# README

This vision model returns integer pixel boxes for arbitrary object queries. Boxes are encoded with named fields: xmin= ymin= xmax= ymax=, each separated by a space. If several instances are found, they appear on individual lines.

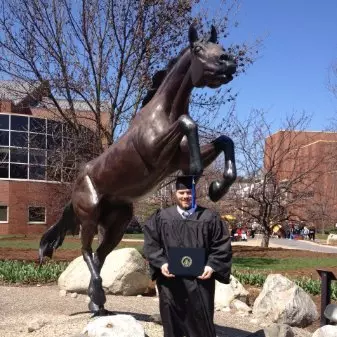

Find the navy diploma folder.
xmin=168 ymin=247 xmax=205 ymax=277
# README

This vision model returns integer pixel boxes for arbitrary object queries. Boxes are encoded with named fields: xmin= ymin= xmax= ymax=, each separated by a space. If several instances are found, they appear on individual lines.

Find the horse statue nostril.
xmin=220 ymin=54 xmax=230 ymax=62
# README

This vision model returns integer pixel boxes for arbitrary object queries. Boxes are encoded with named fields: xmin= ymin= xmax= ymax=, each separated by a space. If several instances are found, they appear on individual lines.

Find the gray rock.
xmin=327 ymin=234 xmax=337 ymax=245
xmin=58 ymin=248 xmax=150 ymax=296
xmin=82 ymin=314 xmax=145 ymax=337
xmin=252 ymin=274 xmax=318 ymax=327
xmin=324 ymin=303 xmax=337 ymax=323
xmin=263 ymin=323 xmax=294 ymax=337
xmin=312 ymin=325 xmax=337 ymax=337
xmin=214 ymin=275 xmax=249 ymax=310
xmin=230 ymin=299 xmax=252 ymax=313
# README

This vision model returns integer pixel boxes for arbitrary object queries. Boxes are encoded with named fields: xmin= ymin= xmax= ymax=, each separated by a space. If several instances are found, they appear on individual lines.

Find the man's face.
xmin=175 ymin=189 xmax=192 ymax=210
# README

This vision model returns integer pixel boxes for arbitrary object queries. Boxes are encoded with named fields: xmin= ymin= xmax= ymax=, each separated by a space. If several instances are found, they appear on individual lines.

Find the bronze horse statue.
xmin=39 ymin=25 xmax=237 ymax=316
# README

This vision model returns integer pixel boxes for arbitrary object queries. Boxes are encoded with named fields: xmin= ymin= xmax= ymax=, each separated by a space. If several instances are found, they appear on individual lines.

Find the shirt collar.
xmin=177 ymin=205 xmax=197 ymax=218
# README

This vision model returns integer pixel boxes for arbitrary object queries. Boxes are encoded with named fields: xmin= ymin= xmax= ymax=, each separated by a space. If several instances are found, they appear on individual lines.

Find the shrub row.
xmin=1 ymin=261 xmax=336 ymax=300
xmin=0 ymin=260 xmax=68 ymax=284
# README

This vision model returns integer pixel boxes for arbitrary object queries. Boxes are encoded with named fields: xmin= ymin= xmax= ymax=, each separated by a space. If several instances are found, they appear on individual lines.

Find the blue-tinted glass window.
xmin=10 ymin=131 xmax=28 ymax=147
xmin=47 ymin=134 xmax=62 ymax=150
xmin=0 ymin=115 xmax=9 ymax=130
xmin=0 ymin=163 xmax=9 ymax=178
xmin=30 ymin=117 xmax=46 ymax=133
xmin=11 ymin=115 xmax=28 ymax=131
xmin=0 ymin=147 xmax=9 ymax=162
xmin=29 ymin=133 xmax=46 ymax=149
xmin=10 ymin=163 xmax=28 ymax=179
xmin=11 ymin=148 xmax=28 ymax=163
xmin=0 ymin=131 xmax=9 ymax=146
xmin=47 ymin=120 xmax=62 ymax=135
xmin=29 ymin=165 xmax=46 ymax=180
xmin=30 ymin=150 xmax=46 ymax=165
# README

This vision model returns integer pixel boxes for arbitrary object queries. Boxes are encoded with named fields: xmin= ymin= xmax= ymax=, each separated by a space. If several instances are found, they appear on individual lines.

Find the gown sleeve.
xmin=206 ymin=213 xmax=232 ymax=284
xmin=143 ymin=210 xmax=168 ymax=280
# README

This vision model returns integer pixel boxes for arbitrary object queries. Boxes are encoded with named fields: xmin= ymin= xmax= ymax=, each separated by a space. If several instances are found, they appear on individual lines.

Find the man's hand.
xmin=198 ymin=266 xmax=214 ymax=280
xmin=161 ymin=263 xmax=175 ymax=278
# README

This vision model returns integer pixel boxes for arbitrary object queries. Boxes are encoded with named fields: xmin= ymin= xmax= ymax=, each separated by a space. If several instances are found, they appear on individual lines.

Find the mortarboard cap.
xmin=175 ymin=175 xmax=194 ymax=190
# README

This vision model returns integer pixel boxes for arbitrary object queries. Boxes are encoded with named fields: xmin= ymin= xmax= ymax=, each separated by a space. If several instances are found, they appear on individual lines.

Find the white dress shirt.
xmin=177 ymin=205 xmax=197 ymax=219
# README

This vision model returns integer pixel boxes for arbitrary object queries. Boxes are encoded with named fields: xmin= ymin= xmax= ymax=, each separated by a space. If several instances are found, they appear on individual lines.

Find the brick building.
xmin=265 ymin=130 xmax=337 ymax=227
xmin=0 ymin=81 xmax=104 ymax=235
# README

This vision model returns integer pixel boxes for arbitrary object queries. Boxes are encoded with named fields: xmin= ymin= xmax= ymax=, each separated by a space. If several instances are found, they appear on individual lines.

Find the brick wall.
xmin=265 ymin=131 xmax=337 ymax=224
xmin=0 ymin=180 xmax=69 ymax=235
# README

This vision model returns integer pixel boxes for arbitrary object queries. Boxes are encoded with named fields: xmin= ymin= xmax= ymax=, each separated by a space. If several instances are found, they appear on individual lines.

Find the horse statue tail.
xmin=38 ymin=201 xmax=77 ymax=265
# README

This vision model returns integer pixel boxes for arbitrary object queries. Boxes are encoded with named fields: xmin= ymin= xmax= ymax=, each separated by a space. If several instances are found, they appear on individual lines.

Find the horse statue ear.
xmin=188 ymin=25 xmax=198 ymax=46
xmin=209 ymin=25 xmax=217 ymax=43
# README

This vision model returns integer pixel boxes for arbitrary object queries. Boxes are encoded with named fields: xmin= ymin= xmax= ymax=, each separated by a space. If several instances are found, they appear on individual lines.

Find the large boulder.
xmin=252 ymin=274 xmax=318 ymax=327
xmin=312 ymin=325 xmax=337 ymax=337
xmin=58 ymin=248 xmax=150 ymax=295
xmin=214 ymin=275 xmax=249 ymax=310
xmin=82 ymin=315 xmax=145 ymax=337
xmin=327 ymin=234 xmax=337 ymax=245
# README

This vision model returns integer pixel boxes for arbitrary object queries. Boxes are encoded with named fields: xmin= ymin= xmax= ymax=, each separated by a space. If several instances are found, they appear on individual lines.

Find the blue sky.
xmin=218 ymin=0 xmax=337 ymax=131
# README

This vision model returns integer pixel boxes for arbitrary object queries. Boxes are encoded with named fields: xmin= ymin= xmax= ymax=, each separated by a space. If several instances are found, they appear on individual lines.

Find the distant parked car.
xmin=125 ymin=217 xmax=143 ymax=234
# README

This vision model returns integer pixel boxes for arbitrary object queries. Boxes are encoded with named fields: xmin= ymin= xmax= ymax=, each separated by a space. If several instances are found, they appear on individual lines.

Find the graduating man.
xmin=143 ymin=175 xmax=232 ymax=337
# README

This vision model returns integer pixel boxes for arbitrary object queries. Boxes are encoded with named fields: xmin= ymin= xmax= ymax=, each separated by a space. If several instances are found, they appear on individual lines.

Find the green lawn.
xmin=123 ymin=233 xmax=144 ymax=240
xmin=0 ymin=235 xmax=144 ymax=253
xmin=1 ymin=234 xmax=336 ymax=275
xmin=233 ymin=256 xmax=337 ymax=271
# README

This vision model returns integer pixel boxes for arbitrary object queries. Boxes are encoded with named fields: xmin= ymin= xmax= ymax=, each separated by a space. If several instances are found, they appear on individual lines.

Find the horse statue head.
xmin=188 ymin=25 xmax=237 ymax=88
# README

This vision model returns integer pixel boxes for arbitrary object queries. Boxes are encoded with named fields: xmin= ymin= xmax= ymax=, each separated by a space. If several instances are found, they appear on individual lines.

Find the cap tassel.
xmin=192 ymin=176 xmax=196 ymax=209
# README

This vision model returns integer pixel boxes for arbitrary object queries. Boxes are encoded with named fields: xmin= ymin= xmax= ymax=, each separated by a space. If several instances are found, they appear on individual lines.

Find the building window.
xmin=10 ymin=148 xmax=28 ymax=163
xmin=29 ymin=165 xmax=46 ymax=180
xmin=30 ymin=117 xmax=46 ymax=133
xmin=0 ymin=114 xmax=9 ymax=129
xmin=10 ymin=131 xmax=28 ymax=147
xmin=0 ymin=131 xmax=9 ymax=146
xmin=0 ymin=163 xmax=9 ymax=178
xmin=0 ymin=205 xmax=8 ymax=222
xmin=0 ymin=113 xmax=96 ymax=183
xmin=28 ymin=206 xmax=46 ymax=223
xmin=11 ymin=115 xmax=28 ymax=131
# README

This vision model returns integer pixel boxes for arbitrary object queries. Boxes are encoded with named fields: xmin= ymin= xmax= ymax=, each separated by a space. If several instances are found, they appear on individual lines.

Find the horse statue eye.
xmin=194 ymin=46 xmax=202 ymax=54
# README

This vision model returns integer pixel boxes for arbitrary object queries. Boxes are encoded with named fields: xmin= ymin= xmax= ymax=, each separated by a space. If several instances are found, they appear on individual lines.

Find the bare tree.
xmin=306 ymin=169 xmax=337 ymax=234
xmin=0 ymin=0 xmax=258 ymax=148
xmin=226 ymin=109 xmax=330 ymax=247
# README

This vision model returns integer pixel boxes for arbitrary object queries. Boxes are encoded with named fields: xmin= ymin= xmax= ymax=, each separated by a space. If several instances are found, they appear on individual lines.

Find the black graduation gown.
xmin=143 ymin=206 xmax=232 ymax=337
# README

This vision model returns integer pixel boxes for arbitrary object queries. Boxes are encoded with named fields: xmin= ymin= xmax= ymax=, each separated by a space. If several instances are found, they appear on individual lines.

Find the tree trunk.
xmin=261 ymin=230 xmax=270 ymax=248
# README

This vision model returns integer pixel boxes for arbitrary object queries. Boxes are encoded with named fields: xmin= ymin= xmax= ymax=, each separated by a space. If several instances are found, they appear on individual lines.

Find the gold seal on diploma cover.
xmin=181 ymin=256 xmax=192 ymax=267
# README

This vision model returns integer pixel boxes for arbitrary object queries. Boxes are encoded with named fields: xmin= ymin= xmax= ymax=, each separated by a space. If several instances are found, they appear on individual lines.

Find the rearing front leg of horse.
xmin=208 ymin=135 xmax=237 ymax=202
xmin=174 ymin=134 xmax=237 ymax=201
xmin=179 ymin=115 xmax=203 ymax=177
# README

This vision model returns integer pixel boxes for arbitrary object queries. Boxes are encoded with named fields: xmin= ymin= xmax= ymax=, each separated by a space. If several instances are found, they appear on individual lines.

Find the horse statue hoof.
xmin=90 ymin=307 xmax=114 ymax=317
xmin=209 ymin=181 xmax=223 ymax=202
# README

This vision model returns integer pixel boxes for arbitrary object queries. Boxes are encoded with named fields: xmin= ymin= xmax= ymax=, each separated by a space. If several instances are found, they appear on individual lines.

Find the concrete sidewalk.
xmin=232 ymin=237 xmax=337 ymax=253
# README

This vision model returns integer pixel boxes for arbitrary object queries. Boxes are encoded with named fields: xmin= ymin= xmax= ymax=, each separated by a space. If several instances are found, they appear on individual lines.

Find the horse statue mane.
xmin=39 ymin=24 xmax=238 ymax=316
xmin=142 ymin=48 xmax=189 ymax=107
